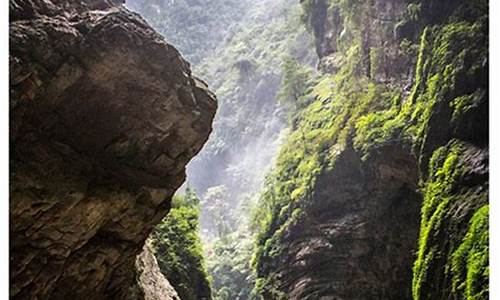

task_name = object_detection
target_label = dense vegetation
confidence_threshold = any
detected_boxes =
[205,232,254,300]
[252,0,488,298]
[126,0,248,65]
[150,189,211,300]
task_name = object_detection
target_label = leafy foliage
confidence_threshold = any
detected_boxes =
[183,0,317,213]
[126,0,248,65]
[151,188,212,300]
[205,232,255,300]
[277,57,314,115]
[200,185,234,239]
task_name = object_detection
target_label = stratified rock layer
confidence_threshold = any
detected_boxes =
[10,0,217,299]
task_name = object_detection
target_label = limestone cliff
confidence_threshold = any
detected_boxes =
[9,0,217,299]
[253,0,488,299]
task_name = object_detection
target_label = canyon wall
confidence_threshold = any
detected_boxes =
[10,0,216,298]
[253,0,488,299]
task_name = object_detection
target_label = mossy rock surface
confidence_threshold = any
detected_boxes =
[252,0,488,299]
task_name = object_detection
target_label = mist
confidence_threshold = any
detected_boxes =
[125,0,316,298]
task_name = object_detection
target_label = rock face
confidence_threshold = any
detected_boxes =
[135,245,181,300]
[258,144,421,299]
[254,0,488,299]
[9,0,217,299]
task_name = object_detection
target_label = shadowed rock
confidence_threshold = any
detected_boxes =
[9,0,216,298]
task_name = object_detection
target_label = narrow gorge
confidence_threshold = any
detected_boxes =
[10,0,489,300]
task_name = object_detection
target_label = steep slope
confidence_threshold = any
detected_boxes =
[253,0,488,299]
[9,0,216,299]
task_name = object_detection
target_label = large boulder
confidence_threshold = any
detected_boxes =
[9,0,217,298]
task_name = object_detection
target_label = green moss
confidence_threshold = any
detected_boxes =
[253,4,412,292]
[412,142,462,300]
[450,90,486,124]
[357,16,487,156]
[450,205,489,300]
[251,276,287,300]
[412,141,488,300]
